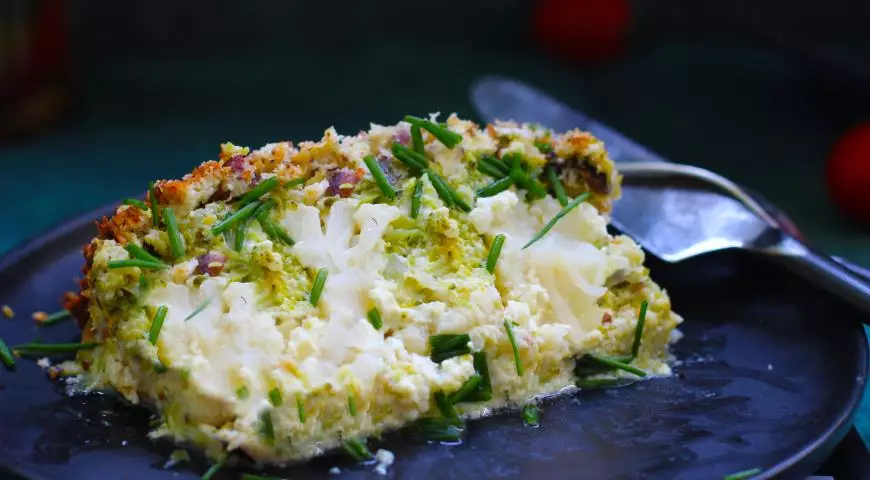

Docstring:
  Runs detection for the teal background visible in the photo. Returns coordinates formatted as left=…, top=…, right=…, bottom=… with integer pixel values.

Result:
left=2, top=6, right=870, bottom=451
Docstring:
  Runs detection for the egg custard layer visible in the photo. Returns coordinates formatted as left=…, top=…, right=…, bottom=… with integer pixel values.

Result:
left=70, top=115, right=683, bottom=464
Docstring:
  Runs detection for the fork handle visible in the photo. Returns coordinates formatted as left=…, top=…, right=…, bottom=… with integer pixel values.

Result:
left=762, top=234, right=870, bottom=324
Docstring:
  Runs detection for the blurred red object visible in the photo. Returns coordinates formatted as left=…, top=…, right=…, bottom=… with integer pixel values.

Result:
left=826, top=122, right=870, bottom=223
left=533, top=0, right=631, bottom=65
left=0, top=0, right=72, bottom=140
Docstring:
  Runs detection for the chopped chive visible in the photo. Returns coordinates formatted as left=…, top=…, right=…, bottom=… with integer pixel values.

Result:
left=153, top=362, right=168, bottom=373
left=211, top=201, right=262, bottom=235
left=108, top=259, right=168, bottom=270
left=477, top=176, right=514, bottom=198
left=723, top=468, right=762, bottom=480
left=309, top=268, right=328, bottom=307
left=485, top=234, right=506, bottom=274
left=429, top=172, right=471, bottom=212
left=429, top=334, right=472, bottom=363
left=37, top=309, right=71, bottom=327
left=431, top=347, right=471, bottom=363
left=522, top=192, right=591, bottom=250
left=434, top=391, right=458, bottom=419
left=631, top=301, right=649, bottom=359
left=363, top=155, right=397, bottom=200
left=391, top=143, right=428, bottom=172
left=367, top=308, right=383, bottom=330
left=139, top=273, right=148, bottom=291
left=534, top=140, right=553, bottom=153
left=240, top=474, right=283, bottom=480
left=11, top=342, right=99, bottom=355
left=233, top=220, right=248, bottom=251
left=503, top=320, right=524, bottom=376
left=576, top=378, right=636, bottom=389
left=507, top=154, right=548, bottom=198
left=578, top=354, right=647, bottom=377
left=260, top=410, right=275, bottom=445
left=123, top=198, right=148, bottom=209
left=269, top=387, right=283, bottom=407
left=480, top=155, right=510, bottom=176
left=237, top=177, right=280, bottom=207
left=461, top=351, right=493, bottom=402
left=236, top=386, right=249, bottom=399
left=148, top=306, right=168, bottom=345
left=448, top=374, right=482, bottom=404
left=201, top=457, right=226, bottom=480
left=255, top=202, right=295, bottom=246
left=522, top=404, right=540, bottom=427
left=342, top=438, right=373, bottom=462
left=478, top=161, right=507, bottom=179
left=348, top=394, right=357, bottom=417
left=184, top=298, right=211, bottom=322
left=149, top=181, right=160, bottom=227
left=124, top=244, right=163, bottom=264
left=404, top=115, right=462, bottom=149
left=410, top=417, right=465, bottom=442
left=296, top=394, right=306, bottom=423
left=411, top=124, right=425, bottom=155
left=546, top=165, right=569, bottom=207
left=0, top=338, right=15, bottom=370
left=162, top=208, right=185, bottom=260
left=410, top=178, right=424, bottom=219
left=284, top=178, right=305, bottom=189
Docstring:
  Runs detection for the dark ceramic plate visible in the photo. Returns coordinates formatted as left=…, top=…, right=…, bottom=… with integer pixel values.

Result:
left=0, top=205, right=866, bottom=480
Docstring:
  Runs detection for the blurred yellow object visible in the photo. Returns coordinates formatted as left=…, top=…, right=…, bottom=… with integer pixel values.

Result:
left=0, top=0, right=72, bottom=140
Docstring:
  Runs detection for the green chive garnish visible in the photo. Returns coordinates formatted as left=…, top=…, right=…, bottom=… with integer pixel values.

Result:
left=429, top=334, right=472, bottom=363
left=255, top=201, right=295, bottom=246
left=477, top=176, right=514, bottom=198
left=411, top=178, right=424, bottom=219
left=411, top=417, right=465, bottom=442
left=153, top=362, right=168, bottom=373
left=523, top=192, right=591, bottom=249
left=348, top=394, right=357, bottom=417
left=123, top=198, right=148, bottom=209
left=139, top=273, right=149, bottom=291
left=201, top=457, right=226, bottom=480
left=367, top=308, right=383, bottom=330
left=37, top=309, right=71, bottom=327
left=296, top=394, right=306, bottom=423
left=363, top=155, right=397, bottom=200
left=237, top=177, right=280, bottom=207
left=240, top=474, right=283, bottom=480
left=522, top=404, right=540, bottom=427
left=411, top=124, right=425, bottom=155
left=391, top=143, right=428, bottom=172
left=546, top=165, right=569, bottom=207
left=429, top=172, right=471, bottom=212
left=211, top=201, right=262, bottom=235
left=0, top=338, right=15, bottom=370
left=485, top=234, right=505, bottom=274
left=404, top=115, right=462, bottom=149
left=236, top=386, right=249, bottom=399
left=343, top=438, right=373, bottom=462
left=108, top=259, right=168, bottom=270
left=461, top=351, right=493, bottom=402
left=260, top=410, right=275, bottom=445
left=448, top=374, right=482, bottom=404
left=577, top=354, right=647, bottom=377
left=184, top=298, right=211, bottom=321
left=503, top=320, right=523, bottom=376
left=478, top=161, right=507, bottom=179
left=233, top=220, right=248, bottom=251
left=11, top=342, right=99, bottom=356
left=309, top=268, right=328, bottom=307
left=507, top=154, right=547, bottom=198
left=162, top=208, right=185, bottom=260
left=576, top=378, right=636, bottom=389
left=124, top=244, right=163, bottom=264
left=149, top=306, right=168, bottom=345
left=284, top=178, right=305, bottom=189
left=723, top=468, right=763, bottom=480
left=479, top=155, right=510, bottom=177
left=269, top=387, right=283, bottom=407
left=149, top=181, right=160, bottom=227
left=534, top=140, right=553, bottom=153
left=631, top=300, right=649, bottom=359
left=434, top=391, right=458, bottom=419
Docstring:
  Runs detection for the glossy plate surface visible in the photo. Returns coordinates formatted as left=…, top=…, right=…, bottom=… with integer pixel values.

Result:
left=0, top=206, right=866, bottom=479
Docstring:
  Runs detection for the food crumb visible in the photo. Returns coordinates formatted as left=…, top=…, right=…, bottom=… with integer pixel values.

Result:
left=2, top=305, right=14, bottom=318
left=32, top=311, right=48, bottom=323
left=373, top=449, right=395, bottom=476
left=329, top=467, right=341, bottom=475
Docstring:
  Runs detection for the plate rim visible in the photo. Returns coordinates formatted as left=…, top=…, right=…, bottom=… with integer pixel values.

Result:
left=0, top=204, right=867, bottom=479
